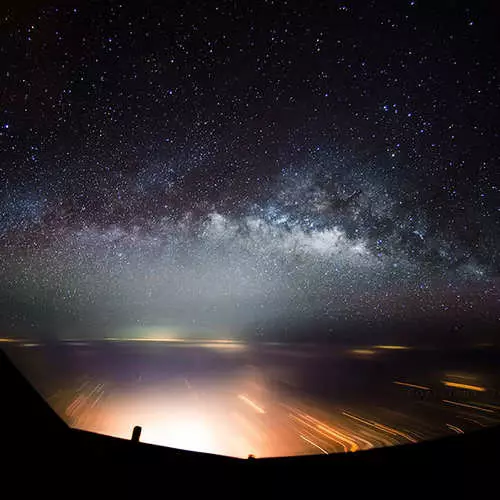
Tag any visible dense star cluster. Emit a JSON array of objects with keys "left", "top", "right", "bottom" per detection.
[{"left": 0, "top": 1, "right": 498, "bottom": 338}]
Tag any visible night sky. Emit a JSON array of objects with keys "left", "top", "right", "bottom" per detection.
[{"left": 0, "top": 1, "right": 498, "bottom": 340}]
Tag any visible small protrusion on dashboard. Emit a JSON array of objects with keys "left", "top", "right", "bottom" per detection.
[{"left": 131, "top": 425, "right": 142, "bottom": 443}]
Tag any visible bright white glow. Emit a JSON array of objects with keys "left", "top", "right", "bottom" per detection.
[
  {"left": 84, "top": 386, "right": 263, "bottom": 457},
  {"left": 141, "top": 417, "right": 216, "bottom": 454}
]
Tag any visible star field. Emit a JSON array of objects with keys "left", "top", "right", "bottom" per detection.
[{"left": 0, "top": 1, "right": 498, "bottom": 339}]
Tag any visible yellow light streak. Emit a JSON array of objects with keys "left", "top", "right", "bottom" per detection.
[
  {"left": 446, "top": 424, "right": 464, "bottom": 434},
  {"left": 299, "top": 434, "right": 329, "bottom": 454},
  {"left": 290, "top": 410, "right": 364, "bottom": 452},
  {"left": 442, "top": 381, "right": 486, "bottom": 392},
  {"left": 238, "top": 394, "right": 266, "bottom": 414},
  {"left": 442, "top": 400, "right": 494, "bottom": 413},
  {"left": 394, "top": 381, "right": 431, "bottom": 390},
  {"left": 342, "top": 411, "right": 417, "bottom": 443},
  {"left": 373, "top": 345, "right": 410, "bottom": 350},
  {"left": 349, "top": 349, "right": 376, "bottom": 356}
]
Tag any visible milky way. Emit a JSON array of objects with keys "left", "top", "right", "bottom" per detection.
[{"left": 0, "top": 2, "right": 498, "bottom": 338}]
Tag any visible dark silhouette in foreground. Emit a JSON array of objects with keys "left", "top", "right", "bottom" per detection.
[{"left": 1, "top": 349, "right": 498, "bottom": 493}]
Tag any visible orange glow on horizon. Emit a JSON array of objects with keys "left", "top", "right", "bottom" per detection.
[
  {"left": 349, "top": 349, "right": 376, "bottom": 356},
  {"left": 373, "top": 345, "right": 410, "bottom": 350}
]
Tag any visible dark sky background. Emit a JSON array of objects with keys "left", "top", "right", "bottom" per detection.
[{"left": 0, "top": 0, "right": 498, "bottom": 340}]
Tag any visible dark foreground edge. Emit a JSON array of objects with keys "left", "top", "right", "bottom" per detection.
[{"left": 1, "top": 349, "right": 499, "bottom": 493}]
